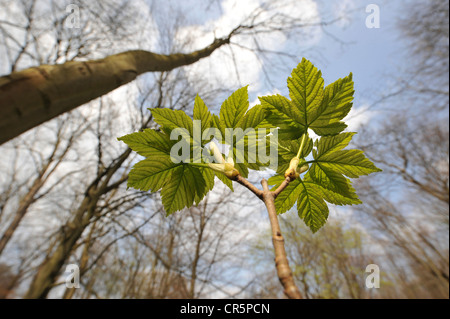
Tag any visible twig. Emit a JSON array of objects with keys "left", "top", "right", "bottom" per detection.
[
  {"left": 272, "top": 176, "right": 295, "bottom": 199},
  {"left": 232, "top": 174, "right": 302, "bottom": 299},
  {"left": 233, "top": 175, "right": 263, "bottom": 199},
  {"left": 261, "top": 178, "right": 302, "bottom": 299}
]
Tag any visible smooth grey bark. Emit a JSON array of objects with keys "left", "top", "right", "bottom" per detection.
[{"left": 0, "top": 37, "right": 230, "bottom": 145}]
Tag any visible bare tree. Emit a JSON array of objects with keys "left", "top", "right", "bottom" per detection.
[
  {"left": 0, "top": 263, "right": 19, "bottom": 298},
  {"left": 0, "top": 0, "right": 336, "bottom": 145},
  {"left": 58, "top": 186, "right": 257, "bottom": 299},
  {"left": 354, "top": 117, "right": 449, "bottom": 298},
  {"left": 0, "top": 117, "right": 90, "bottom": 255},
  {"left": 0, "top": 0, "right": 345, "bottom": 299},
  {"left": 347, "top": 0, "right": 449, "bottom": 299},
  {"left": 396, "top": 0, "right": 449, "bottom": 112}
]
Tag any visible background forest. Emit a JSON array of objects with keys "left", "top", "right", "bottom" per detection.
[{"left": 0, "top": 0, "right": 448, "bottom": 299}]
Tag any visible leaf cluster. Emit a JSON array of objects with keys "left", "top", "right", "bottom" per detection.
[{"left": 119, "top": 58, "right": 381, "bottom": 232}]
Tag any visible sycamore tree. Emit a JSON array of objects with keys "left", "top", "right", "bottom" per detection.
[{"left": 119, "top": 58, "right": 381, "bottom": 299}]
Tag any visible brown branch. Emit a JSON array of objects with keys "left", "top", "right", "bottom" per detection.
[
  {"left": 232, "top": 174, "right": 302, "bottom": 299},
  {"left": 273, "top": 176, "right": 295, "bottom": 199},
  {"left": 233, "top": 175, "right": 263, "bottom": 199},
  {"left": 261, "top": 179, "right": 302, "bottom": 299},
  {"left": 0, "top": 36, "right": 231, "bottom": 145}
]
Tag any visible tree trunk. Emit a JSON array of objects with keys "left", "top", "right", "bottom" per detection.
[
  {"left": 24, "top": 195, "right": 97, "bottom": 299},
  {"left": 0, "top": 177, "right": 43, "bottom": 255},
  {"left": 62, "top": 221, "right": 96, "bottom": 299},
  {"left": 0, "top": 37, "right": 230, "bottom": 145},
  {"left": 24, "top": 149, "right": 131, "bottom": 299}
]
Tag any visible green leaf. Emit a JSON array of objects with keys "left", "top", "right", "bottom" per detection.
[
  {"left": 313, "top": 133, "right": 382, "bottom": 178},
  {"left": 319, "top": 149, "right": 382, "bottom": 178},
  {"left": 260, "top": 60, "right": 356, "bottom": 137},
  {"left": 120, "top": 102, "right": 217, "bottom": 214},
  {"left": 234, "top": 161, "right": 249, "bottom": 177},
  {"left": 127, "top": 155, "right": 180, "bottom": 192},
  {"left": 288, "top": 57, "right": 324, "bottom": 125},
  {"left": 118, "top": 129, "right": 174, "bottom": 158},
  {"left": 151, "top": 108, "right": 193, "bottom": 135},
  {"left": 161, "top": 164, "right": 208, "bottom": 215},
  {"left": 269, "top": 130, "right": 379, "bottom": 233},
  {"left": 193, "top": 94, "right": 212, "bottom": 133},
  {"left": 231, "top": 128, "right": 272, "bottom": 174},
  {"left": 272, "top": 134, "right": 312, "bottom": 175},
  {"left": 267, "top": 174, "right": 286, "bottom": 188},
  {"left": 313, "top": 132, "right": 354, "bottom": 157},
  {"left": 211, "top": 113, "right": 226, "bottom": 143},
  {"left": 318, "top": 185, "right": 362, "bottom": 206},
  {"left": 297, "top": 179, "right": 329, "bottom": 233},
  {"left": 270, "top": 174, "right": 360, "bottom": 232},
  {"left": 219, "top": 86, "right": 249, "bottom": 129},
  {"left": 192, "top": 95, "right": 213, "bottom": 163},
  {"left": 309, "top": 121, "right": 348, "bottom": 136},
  {"left": 239, "top": 104, "right": 267, "bottom": 130},
  {"left": 309, "top": 73, "right": 354, "bottom": 136},
  {"left": 214, "top": 170, "right": 234, "bottom": 191},
  {"left": 274, "top": 178, "right": 302, "bottom": 215},
  {"left": 258, "top": 109, "right": 304, "bottom": 140},
  {"left": 308, "top": 132, "right": 359, "bottom": 200},
  {"left": 119, "top": 59, "right": 381, "bottom": 225},
  {"left": 260, "top": 95, "right": 305, "bottom": 130},
  {"left": 307, "top": 164, "right": 360, "bottom": 201},
  {"left": 219, "top": 100, "right": 273, "bottom": 176},
  {"left": 199, "top": 167, "right": 216, "bottom": 199}
]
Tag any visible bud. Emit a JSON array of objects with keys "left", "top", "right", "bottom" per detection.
[
  {"left": 284, "top": 157, "right": 309, "bottom": 179},
  {"left": 209, "top": 141, "right": 225, "bottom": 164},
  {"left": 284, "top": 157, "right": 300, "bottom": 179},
  {"left": 208, "top": 162, "right": 239, "bottom": 179},
  {"left": 298, "top": 162, "right": 309, "bottom": 174},
  {"left": 207, "top": 141, "right": 239, "bottom": 179}
]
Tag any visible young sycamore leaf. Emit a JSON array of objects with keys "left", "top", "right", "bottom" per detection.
[
  {"left": 119, "top": 58, "right": 381, "bottom": 233},
  {"left": 267, "top": 132, "right": 378, "bottom": 232},
  {"left": 311, "top": 133, "right": 382, "bottom": 178},
  {"left": 118, "top": 130, "right": 210, "bottom": 215},
  {"left": 151, "top": 108, "right": 193, "bottom": 136},
  {"left": 308, "top": 132, "right": 366, "bottom": 200},
  {"left": 219, "top": 86, "right": 249, "bottom": 129},
  {"left": 118, "top": 87, "right": 273, "bottom": 214},
  {"left": 262, "top": 58, "right": 355, "bottom": 137}
]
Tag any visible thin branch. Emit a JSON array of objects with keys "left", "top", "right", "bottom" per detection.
[
  {"left": 260, "top": 178, "right": 302, "bottom": 299},
  {"left": 233, "top": 175, "right": 263, "bottom": 199},
  {"left": 272, "top": 176, "right": 295, "bottom": 199},
  {"left": 231, "top": 173, "right": 301, "bottom": 299}
]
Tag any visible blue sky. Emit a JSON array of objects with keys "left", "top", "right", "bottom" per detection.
[
  {"left": 314, "top": 1, "right": 405, "bottom": 108},
  {"left": 261, "top": 0, "right": 409, "bottom": 128},
  {"left": 162, "top": 0, "right": 414, "bottom": 131}
]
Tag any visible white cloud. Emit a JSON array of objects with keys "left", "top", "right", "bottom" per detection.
[
  {"left": 344, "top": 103, "right": 375, "bottom": 132},
  {"left": 175, "top": 0, "right": 322, "bottom": 94}
]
